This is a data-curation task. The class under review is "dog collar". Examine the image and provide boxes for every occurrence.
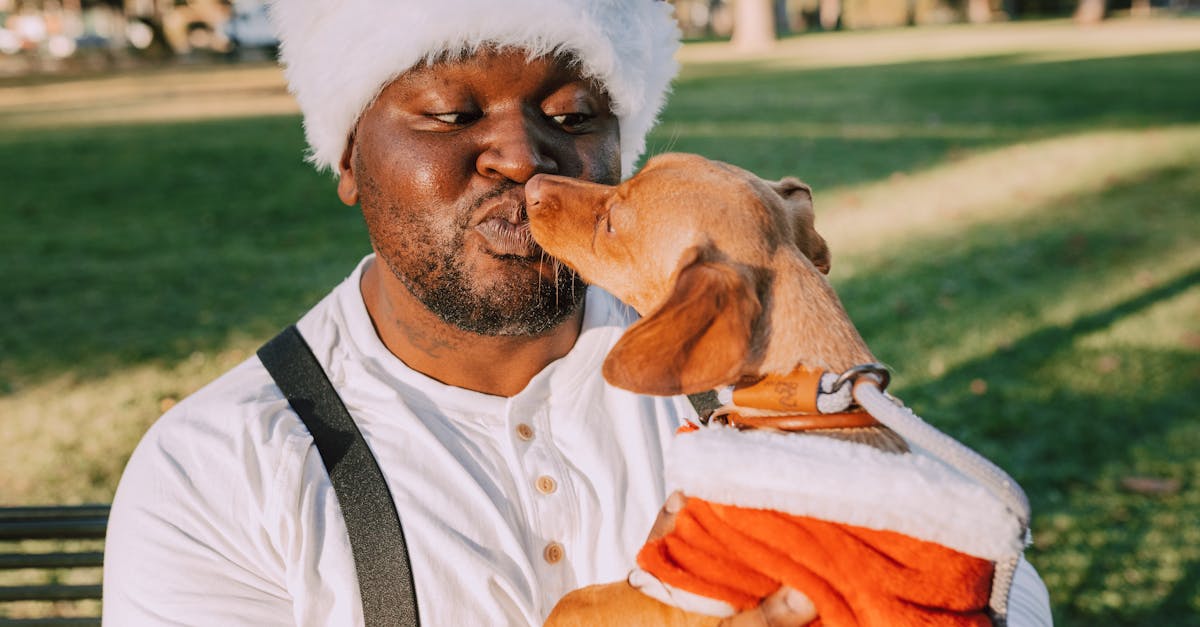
[703,364,895,435]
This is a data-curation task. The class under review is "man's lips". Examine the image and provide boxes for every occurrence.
[474,216,539,257]
[472,188,540,258]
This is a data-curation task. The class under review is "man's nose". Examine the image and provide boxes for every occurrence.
[476,113,559,183]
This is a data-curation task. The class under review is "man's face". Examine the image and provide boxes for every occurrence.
[342,47,621,336]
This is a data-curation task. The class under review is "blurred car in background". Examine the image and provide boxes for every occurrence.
[223,0,275,50]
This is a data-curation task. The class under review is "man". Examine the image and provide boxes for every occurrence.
[103,0,1051,625]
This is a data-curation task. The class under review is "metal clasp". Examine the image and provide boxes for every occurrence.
[831,363,891,393]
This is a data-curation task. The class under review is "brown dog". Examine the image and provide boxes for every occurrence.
[526,153,887,626]
[524,153,1021,627]
[526,152,872,395]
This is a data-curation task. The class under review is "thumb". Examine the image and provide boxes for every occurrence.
[761,587,817,626]
[718,586,817,627]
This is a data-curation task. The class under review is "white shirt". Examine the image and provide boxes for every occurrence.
[103,254,1052,626]
[104,256,689,625]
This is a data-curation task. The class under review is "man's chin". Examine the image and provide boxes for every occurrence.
[419,271,587,337]
[378,244,586,336]
[439,297,585,337]
[476,251,581,293]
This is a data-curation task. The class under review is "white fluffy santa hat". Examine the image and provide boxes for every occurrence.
[268,0,682,177]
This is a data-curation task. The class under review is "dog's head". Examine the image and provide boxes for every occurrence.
[526,153,834,395]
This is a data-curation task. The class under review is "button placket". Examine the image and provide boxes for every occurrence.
[530,414,581,537]
[507,400,580,616]
[524,410,576,563]
[530,410,588,614]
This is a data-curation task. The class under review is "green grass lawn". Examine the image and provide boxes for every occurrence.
[1,19,1197,626]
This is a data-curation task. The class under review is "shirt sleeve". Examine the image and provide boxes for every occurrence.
[1006,555,1054,627]
[102,388,294,626]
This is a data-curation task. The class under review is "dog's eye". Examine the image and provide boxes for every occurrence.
[595,212,617,237]
[599,212,617,235]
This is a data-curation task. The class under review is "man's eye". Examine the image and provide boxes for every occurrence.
[551,113,592,131]
[430,112,477,125]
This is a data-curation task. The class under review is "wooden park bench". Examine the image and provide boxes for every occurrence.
[0,505,108,626]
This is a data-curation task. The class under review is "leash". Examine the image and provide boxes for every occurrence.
[849,377,1029,624]
[690,363,1031,625]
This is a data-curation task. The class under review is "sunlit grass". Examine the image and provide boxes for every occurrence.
[0,345,259,503]
[0,63,293,129]
[818,126,1200,258]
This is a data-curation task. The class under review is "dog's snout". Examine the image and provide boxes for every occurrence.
[525,174,546,208]
[525,174,570,217]
[525,175,617,222]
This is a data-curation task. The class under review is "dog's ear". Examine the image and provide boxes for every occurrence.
[603,248,761,395]
[769,177,831,275]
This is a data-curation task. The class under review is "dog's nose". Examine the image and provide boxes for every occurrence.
[525,174,546,208]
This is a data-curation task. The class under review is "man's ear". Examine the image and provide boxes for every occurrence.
[602,248,761,396]
[770,177,830,275]
[336,133,359,206]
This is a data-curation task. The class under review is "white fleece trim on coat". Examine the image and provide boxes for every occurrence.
[628,568,737,618]
[665,426,1026,562]
[268,0,681,176]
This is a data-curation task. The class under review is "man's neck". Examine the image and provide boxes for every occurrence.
[359,258,584,398]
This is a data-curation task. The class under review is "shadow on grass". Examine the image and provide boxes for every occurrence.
[1017,359,1199,626]
[0,116,370,392]
[1050,463,1200,626]
[889,267,1199,473]
[1157,564,1200,627]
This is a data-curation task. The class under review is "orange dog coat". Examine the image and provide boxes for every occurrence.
[629,426,1027,626]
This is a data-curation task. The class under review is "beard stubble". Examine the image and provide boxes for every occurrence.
[359,172,588,337]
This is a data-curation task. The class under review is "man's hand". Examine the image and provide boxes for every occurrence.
[651,493,817,627]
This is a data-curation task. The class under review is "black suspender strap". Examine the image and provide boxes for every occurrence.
[686,390,722,424]
[257,325,419,627]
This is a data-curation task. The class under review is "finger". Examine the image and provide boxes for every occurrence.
[759,587,816,626]
[718,587,817,627]
[646,491,687,542]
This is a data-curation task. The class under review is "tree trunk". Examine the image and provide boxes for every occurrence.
[819,0,841,30]
[967,0,991,22]
[1073,0,1105,24]
[731,0,776,52]
[774,0,791,36]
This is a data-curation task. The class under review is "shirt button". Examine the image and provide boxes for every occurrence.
[516,423,535,441]
[535,475,557,495]
[543,541,565,565]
